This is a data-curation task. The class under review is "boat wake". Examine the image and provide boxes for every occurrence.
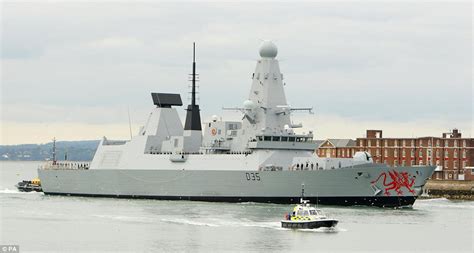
[159,217,345,232]
[160,218,220,227]
[287,227,346,233]
[418,197,450,202]
[92,214,157,223]
[415,198,474,210]
[0,188,42,195]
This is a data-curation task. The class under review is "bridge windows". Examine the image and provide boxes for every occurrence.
[256,135,313,143]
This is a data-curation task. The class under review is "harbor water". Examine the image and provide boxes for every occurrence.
[0,161,472,252]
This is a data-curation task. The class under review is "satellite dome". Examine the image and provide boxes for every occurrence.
[243,100,256,110]
[259,41,278,58]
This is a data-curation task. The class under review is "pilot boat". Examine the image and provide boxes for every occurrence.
[281,198,338,229]
[15,178,42,192]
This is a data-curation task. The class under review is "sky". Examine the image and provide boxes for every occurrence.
[1,1,472,145]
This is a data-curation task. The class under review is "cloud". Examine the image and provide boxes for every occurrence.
[86,37,144,49]
[1,1,472,144]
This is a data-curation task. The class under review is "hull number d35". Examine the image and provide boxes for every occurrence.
[245,172,261,181]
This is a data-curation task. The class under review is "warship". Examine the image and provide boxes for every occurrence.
[38,41,436,207]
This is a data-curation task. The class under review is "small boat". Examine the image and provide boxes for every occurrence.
[15,178,43,192]
[281,199,338,229]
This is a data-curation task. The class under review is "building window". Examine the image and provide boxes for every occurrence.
[376,140,380,147]
[394,140,398,147]
[445,140,449,147]
[419,140,423,147]
[402,140,406,147]
[462,161,466,168]
[454,140,457,147]
[411,149,415,157]
[436,160,440,166]
[419,150,423,157]
[454,149,458,158]
[368,140,371,147]
[463,149,467,158]
[376,149,380,156]
[359,141,363,147]
[454,160,457,169]
[402,160,406,166]
[436,139,440,147]
[384,140,388,147]
[342,149,345,157]
[411,160,414,166]
[463,140,466,147]
[436,149,440,158]
[444,160,448,168]
[411,140,414,147]
[332,149,336,156]
[394,160,398,167]
[384,149,388,157]
[394,149,398,157]
[445,150,449,158]
[338,149,341,156]
[402,149,406,157]
[428,140,432,147]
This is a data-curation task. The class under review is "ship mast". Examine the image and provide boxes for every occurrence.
[192,42,196,108]
[184,42,202,131]
[52,137,57,165]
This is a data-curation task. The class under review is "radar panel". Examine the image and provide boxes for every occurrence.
[151,93,183,108]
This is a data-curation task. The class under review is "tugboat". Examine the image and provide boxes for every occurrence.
[15,178,42,192]
[281,185,338,229]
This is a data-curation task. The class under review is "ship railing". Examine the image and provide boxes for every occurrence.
[40,161,91,170]
[148,150,253,155]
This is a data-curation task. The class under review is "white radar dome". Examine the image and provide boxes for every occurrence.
[259,41,278,58]
[243,100,256,110]
[353,151,373,163]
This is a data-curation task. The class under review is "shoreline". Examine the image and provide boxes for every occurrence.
[420,180,474,201]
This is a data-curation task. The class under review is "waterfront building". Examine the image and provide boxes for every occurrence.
[316,129,474,181]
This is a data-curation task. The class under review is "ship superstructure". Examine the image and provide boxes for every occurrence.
[38,41,436,207]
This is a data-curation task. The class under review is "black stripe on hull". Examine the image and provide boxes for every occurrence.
[44,192,417,208]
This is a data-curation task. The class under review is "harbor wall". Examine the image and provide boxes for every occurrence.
[423,180,474,200]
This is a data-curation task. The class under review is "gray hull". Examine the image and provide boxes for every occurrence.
[38,165,436,207]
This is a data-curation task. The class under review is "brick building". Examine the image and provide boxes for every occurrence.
[316,129,474,180]
[316,139,356,158]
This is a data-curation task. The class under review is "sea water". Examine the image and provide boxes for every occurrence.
[0,161,472,252]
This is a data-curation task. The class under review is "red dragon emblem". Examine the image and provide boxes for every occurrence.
[371,170,416,196]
